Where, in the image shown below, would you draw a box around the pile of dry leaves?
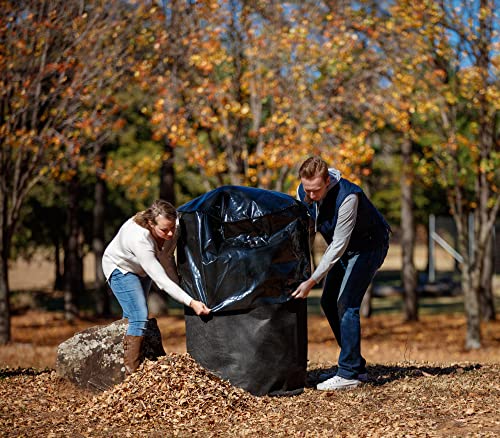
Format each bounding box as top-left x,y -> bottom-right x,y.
86,353 -> 263,434
1,352 -> 499,437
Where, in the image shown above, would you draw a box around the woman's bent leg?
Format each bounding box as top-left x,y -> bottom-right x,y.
108,269 -> 152,374
108,269 -> 149,336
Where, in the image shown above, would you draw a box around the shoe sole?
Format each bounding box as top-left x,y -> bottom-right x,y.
318,373 -> 369,383
316,382 -> 360,391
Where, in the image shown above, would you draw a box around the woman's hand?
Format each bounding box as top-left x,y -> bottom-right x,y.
291,278 -> 316,299
190,300 -> 211,315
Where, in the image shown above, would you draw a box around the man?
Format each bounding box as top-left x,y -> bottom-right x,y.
292,156 -> 390,390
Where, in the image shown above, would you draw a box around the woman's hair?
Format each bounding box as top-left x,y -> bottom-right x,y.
134,199 -> 177,229
299,156 -> 329,180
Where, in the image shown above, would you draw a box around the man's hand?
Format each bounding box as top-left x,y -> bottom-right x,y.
291,278 -> 316,299
190,300 -> 211,315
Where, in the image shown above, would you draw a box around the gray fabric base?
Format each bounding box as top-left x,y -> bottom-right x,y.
185,299 -> 307,396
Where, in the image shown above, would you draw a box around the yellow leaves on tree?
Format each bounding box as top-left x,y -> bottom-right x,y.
144,1 -> 381,192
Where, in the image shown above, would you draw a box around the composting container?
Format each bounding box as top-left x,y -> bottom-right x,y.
177,185 -> 311,396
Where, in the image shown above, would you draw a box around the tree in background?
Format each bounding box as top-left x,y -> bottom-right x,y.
413,0 -> 499,348
367,1 -> 446,321
4,0 -> 497,350
149,1 -> 381,194
13,184 -> 68,291
359,0 -> 498,338
0,0 -> 160,341
0,0 -> 80,340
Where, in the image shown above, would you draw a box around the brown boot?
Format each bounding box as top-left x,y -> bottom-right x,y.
123,335 -> 144,375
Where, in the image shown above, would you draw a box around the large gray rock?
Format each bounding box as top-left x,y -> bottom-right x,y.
56,318 -> 166,391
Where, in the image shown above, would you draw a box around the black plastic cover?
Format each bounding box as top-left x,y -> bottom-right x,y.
177,186 -> 311,395
176,185 -> 311,312
177,185 -> 311,396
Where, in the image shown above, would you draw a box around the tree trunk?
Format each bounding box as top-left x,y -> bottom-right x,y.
454,212 -> 482,349
476,4 -> 496,323
463,269 -> 482,350
63,175 -> 83,322
93,171 -> 110,317
462,0 -> 497,346
148,284 -> 169,317
157,140 -> 175,313
159,140 -> 176,205
54,237 -> 64,290
0,242 -> 10,344
479,228 -> 495,321
359,171 -> 375,318
360,284 -> 373,318
401,137 -> 418,321
0,190 -> 11,344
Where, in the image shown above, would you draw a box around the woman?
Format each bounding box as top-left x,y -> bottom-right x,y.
102,199 -> 210,374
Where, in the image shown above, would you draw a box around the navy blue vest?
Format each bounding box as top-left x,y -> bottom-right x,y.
298,178 -> 390,252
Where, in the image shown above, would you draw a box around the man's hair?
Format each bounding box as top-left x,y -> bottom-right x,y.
299,156 -> 329,180
134,199 -> 177,229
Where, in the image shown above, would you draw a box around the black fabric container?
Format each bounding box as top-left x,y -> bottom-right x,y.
177,186 -> 311,396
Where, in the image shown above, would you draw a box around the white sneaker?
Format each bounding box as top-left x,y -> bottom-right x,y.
317,375 -> 361,391
319,371 -> 369,382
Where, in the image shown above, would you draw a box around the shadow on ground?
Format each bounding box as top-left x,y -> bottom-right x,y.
305,363 -> 482,388
0,367 -> 52,379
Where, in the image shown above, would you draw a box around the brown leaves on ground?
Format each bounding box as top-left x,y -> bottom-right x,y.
1,354 -> 499,437
1,310 -> 499,436
86,353 -> 257,434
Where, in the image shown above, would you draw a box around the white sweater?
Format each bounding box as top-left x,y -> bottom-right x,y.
102,218 -> 193,306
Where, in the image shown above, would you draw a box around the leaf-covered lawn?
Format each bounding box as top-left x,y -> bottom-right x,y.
1,356 -> 499,437
0,311 -> 499,437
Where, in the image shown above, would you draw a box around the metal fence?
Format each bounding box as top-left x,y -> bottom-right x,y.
428,214 -> 499,282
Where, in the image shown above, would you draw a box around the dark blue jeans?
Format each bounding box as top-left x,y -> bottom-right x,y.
109,269 -> 152,336
321,243 -> 389,379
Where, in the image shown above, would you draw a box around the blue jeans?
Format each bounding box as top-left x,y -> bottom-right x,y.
321,243 -> 389,379
108,269 -> 152,336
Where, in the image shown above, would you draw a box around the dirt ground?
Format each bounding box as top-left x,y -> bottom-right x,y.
2,310 -> 500,370
2,246 -> 499,437
1,310 -> 499,437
